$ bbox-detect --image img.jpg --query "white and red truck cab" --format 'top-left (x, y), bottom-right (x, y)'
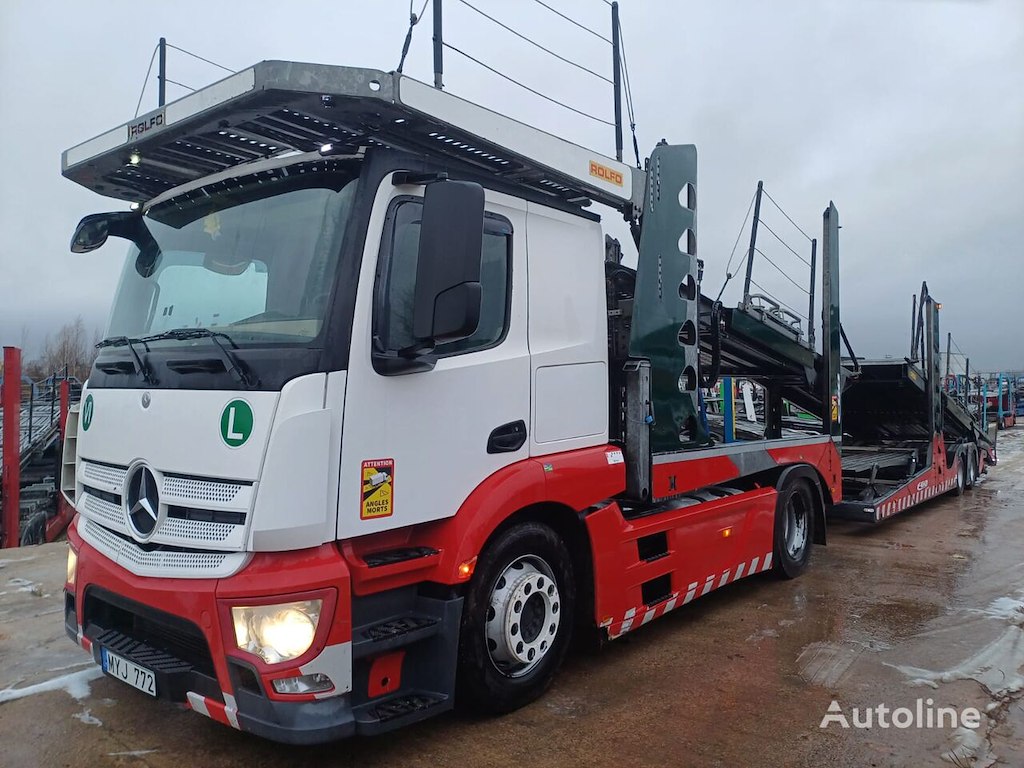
top-left (60, 61), bottom-right (845, 743)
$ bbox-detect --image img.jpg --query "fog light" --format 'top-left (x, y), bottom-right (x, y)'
top-left (272, 673), bottom-right (334, 695)
top-left (231, 600), bottom-right (322, 664)
top-left (66, 546), bottom-right (78, 588)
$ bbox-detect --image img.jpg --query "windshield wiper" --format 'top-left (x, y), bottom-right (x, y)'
top-left (140, 328), bottom-right (260, 389)
top-left (95, 335), bottom-right (156, 384)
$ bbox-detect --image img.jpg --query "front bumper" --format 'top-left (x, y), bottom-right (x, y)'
top-left (66, 519), bottom-right (357, 744)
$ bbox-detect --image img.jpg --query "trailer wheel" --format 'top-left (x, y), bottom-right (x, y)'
top-left (951, 456), bottom-right (967, 496)
top-left (773, 478), bottom-right (816, 579)
top-left (456, 522), bottom-right (575, 714)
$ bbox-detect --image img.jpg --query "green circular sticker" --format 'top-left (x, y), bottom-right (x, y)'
top-left (220, 399), bottom-right (253, 448)
top-left (81, 394), bottom-right (94, 431)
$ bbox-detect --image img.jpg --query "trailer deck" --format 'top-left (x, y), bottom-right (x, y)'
top-left (830, 286), bottom-right (992, 524)
top-left (701, 278), bottom-right (996, 527)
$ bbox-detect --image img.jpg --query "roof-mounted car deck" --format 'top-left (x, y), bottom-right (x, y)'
top-left (62, 60), bottom-right (644, 213)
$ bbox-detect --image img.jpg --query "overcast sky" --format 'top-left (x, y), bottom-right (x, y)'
top-left (0, 0), bottom-right (1020, 370)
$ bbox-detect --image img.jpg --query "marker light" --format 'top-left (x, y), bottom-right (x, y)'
top-left (66, 546), bottom-right (78, 588)
top-left (128, 152), bottom-right (141, 166)
top-left (457, 556), bottom-right (477, 581)
top-left (232, 600), bottom-right (322, 664)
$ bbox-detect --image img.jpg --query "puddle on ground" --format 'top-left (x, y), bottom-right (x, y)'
top-left (73, 708), bottom-right (103, 726)
top-left (0, 667), bottom-right (103, 704)
top-left (889, 624), bottom-right (1024, 696)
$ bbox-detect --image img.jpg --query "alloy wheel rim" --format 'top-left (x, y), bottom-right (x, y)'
top-left (485, 555), bottom-right (561, 678)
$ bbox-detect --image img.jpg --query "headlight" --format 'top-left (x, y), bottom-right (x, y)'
top-left (66, 547), bottom-right (78, 588)
top-left (231, 600), bottom-right (322, 664)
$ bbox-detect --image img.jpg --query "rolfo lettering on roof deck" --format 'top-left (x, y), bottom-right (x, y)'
top-left (589, 160), bottom-right (623, 186)
top-left (128, 112), bottom-right (164, 140)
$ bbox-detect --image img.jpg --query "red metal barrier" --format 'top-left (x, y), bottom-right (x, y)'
top-left (2, 346), bottom-right (22, 548)
top-left (45, 379), bottom-right (75, 543)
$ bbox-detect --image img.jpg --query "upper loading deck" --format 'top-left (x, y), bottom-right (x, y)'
top-left (62, 60), bottom-right (644, 213)
top-left (842, 358), bottom-right (985, 444)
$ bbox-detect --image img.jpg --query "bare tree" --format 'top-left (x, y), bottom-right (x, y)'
top-left (32, 316), bottom-right (98, 381)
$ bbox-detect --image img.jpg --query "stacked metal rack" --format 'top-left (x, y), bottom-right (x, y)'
top-left (0, 348), bottom-right (79, 547)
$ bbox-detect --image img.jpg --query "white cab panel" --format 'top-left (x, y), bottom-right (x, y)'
top-left (534, 363), bottom-right (607, 444)
top-left (248, 374), bottom-right (337, 551)
top-left (337, 182), bottom-right (531, 540)
top-left (76, 385), bottom-right (279, 481)
top-left (526, 202), bottom-right (608, 456)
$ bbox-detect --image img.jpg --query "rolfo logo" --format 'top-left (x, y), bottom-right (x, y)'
top-left (820, 698), bottom-right (981, 730)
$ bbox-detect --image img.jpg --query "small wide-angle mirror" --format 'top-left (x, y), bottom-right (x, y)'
top-left (70, 210), bottom-right (163, 277)
top-left (70, 214), bottom-right (112, 253)
top-left (71, 211), bottom-right (147, 253)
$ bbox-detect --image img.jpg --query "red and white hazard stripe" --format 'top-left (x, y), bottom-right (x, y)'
top-left (187, 691), bottom-right (242, 730)
top-left (874, 475), bottom-right (957, 520)
top-left (609, 550), bottom-right (774, 639)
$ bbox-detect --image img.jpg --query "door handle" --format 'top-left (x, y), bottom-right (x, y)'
top-left (487, 420), bottom-right (528, 454)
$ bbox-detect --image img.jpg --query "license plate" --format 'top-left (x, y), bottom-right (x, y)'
top-left (101, 648), bottom-right (157, 697)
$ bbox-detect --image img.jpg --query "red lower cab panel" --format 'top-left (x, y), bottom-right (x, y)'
top-left (65, 519), bottom-right (359, 743)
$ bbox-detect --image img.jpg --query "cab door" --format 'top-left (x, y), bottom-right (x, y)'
top-left (337, 181), bottom-right (530, 540)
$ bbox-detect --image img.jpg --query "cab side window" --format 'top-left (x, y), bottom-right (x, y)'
top-left (377, 198), bottom-right (512, 355)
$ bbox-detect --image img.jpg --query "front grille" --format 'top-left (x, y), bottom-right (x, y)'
top-left (77, 460), bottom-right (252, 553)
top-left (162, 474), bottom-right (245, 504)
top-left (81, 461), bottom-right (127, 489)
top-left (84, 588), bottom-right (215, 677)
top-left (80, 518), bottom-right (248, 578)
top-left (161, 517), bottom-right (236, 543)
top-left (81, 491), bottom-right (124, 530)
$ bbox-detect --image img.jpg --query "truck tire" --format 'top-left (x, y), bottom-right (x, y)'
top-left (773, 477), bottom-right (816, 579)
top-left (951, 456), bottom-right (967, 497)
top-left (456, 521), bottom-right (575, 714)
top-left (965, 452), bottom-right (978, 490)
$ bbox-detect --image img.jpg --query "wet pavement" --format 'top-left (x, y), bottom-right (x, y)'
top-left (2, 427), bottom-right (1022, 767)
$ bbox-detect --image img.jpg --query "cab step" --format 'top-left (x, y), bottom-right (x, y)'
top-left (352, 614), bottom-right (441, 658)
top-left (354, 691), bottom-right (450, 734)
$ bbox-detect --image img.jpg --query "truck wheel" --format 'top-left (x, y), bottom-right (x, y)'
top-left (456, 522), bottom-right (575, 714)
top-left (773, 478), bottom-right (815, 579)
top-left (950, 455), bottom-right (967, 496)
top-left (965, 453), bottom-right (978, 490)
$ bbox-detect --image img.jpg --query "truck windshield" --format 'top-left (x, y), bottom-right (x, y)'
top-left (106, 161), bottom-right (358, 345)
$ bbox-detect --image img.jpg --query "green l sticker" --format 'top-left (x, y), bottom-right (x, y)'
top-left (81, 394), bottom-right (94, 431)
top-left (220, 399), bottom-right (253, 447)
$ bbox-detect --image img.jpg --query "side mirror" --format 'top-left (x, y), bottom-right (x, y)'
top-left (412, 180), bottom-right (484, 345)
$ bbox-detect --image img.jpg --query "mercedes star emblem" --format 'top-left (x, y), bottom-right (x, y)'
top-left (125, 464), bottom-right (160, 540)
